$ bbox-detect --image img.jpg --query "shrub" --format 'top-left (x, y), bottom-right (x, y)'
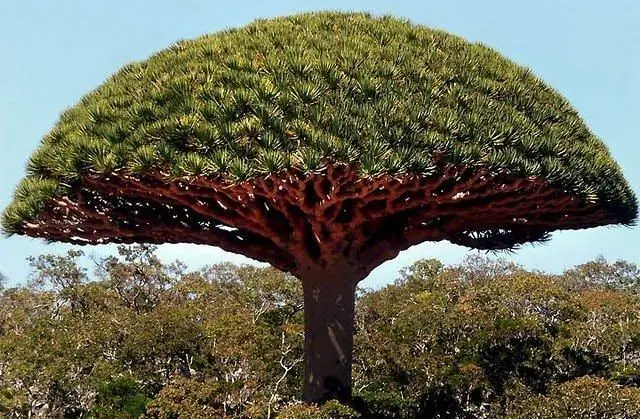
top-left (505, 376), bottom-right (640, 419)
top-left (277, 400), bottom-right (360, 418)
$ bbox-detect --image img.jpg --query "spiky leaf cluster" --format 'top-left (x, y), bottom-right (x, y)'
top-left (2, 11), bottom-right (637, 234)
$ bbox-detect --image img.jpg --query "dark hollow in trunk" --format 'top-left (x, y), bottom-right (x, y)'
top-left (301, 274), bottom-right (358, 404)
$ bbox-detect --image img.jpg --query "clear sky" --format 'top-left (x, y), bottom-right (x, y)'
top-left (1, 0), bottom-right (638, 289)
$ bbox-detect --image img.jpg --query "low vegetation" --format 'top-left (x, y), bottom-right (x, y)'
top-left (1, 246), bottom-right (639, 418)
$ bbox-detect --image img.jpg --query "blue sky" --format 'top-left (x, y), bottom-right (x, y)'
top-left (1, 0), bottom-right (638, 288)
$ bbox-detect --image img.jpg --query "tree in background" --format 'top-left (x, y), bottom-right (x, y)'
top-left (0, 246), bottom-right (306, 418)
top-left (352, 256), bottom-right (640, 418)
top-left (1, 249), bottom-right (640, 418)
top-left (2, 12), bottom-right (637, 403)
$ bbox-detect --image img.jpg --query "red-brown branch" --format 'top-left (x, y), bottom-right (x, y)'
top-left (20, 164), bottom-right (616, 280)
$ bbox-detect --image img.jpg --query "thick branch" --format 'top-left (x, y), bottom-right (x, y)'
top-left (20, 164), bottom-right (617, 279)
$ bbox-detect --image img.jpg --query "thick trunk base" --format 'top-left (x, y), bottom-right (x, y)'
top-left (301, 274), bottom-right (357, 404)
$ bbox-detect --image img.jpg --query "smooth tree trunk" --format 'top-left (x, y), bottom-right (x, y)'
top-left (301, 273), bottom-right (358, 404)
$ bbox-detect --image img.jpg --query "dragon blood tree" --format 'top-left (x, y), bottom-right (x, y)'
top-left (2, 12), bottom-right (637, 403)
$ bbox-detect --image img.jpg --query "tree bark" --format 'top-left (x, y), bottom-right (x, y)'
top-left (301, 273), bottom-right (358, 404)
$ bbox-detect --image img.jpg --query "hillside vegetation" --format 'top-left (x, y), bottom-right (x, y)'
top-left (1, 246), bottom-right (639, 418)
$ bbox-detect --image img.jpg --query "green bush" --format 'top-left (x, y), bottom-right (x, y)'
top-left (144, 377), bottom-right (247, 419)
top-left (505, 377), bottom-right (640, 419)
top-left (277, 400), bottom-right (360, 418)
top-left (92, 378), bottom-right (149, 418)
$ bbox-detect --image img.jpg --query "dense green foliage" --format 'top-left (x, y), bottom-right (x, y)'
top-left (1, 246), bottom-right (639, 417)
top-left (3, 11), bottom-right (636, 234)
top-left (504, 377), bottom-right (640, 418)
